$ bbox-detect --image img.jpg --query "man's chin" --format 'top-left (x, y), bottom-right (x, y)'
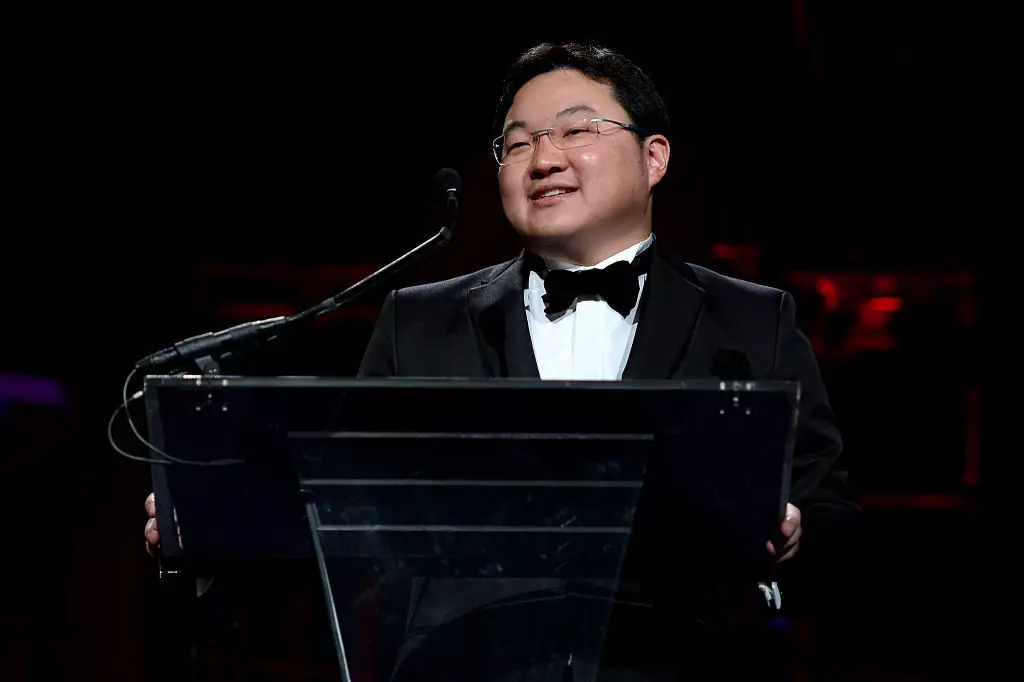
top-left (517, 223), bottom-right (586, 245)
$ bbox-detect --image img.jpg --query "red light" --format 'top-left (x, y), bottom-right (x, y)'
top-left (865, 297), bottom-right (904, 312)
top-left (815, 278), bottom-right (838, 312)
top-left (711, 243), bottom-right (738, 260)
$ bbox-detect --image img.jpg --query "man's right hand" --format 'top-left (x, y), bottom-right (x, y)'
top-left (144, 492), bottom-right (182, 554)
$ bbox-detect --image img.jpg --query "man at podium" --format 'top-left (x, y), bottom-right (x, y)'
top-left (145, 41), bottom-right (858, 681)
top-left (357, 40), bottom-right (856, 567)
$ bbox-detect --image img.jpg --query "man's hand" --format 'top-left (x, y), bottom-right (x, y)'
top-left (144, 492), bottom-right (182, 555)
top-left (767, 503), bottom-right (802, 563)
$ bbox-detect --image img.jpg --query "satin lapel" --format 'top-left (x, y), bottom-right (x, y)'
top-left (466, 255), bottom-right (541, 378)
top-left (622, 246), bottom-right (707, 379)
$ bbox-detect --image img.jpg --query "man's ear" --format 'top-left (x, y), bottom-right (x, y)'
top-left (645, 135), bottom-right (670, 189)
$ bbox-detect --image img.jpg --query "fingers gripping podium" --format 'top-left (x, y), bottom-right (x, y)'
top-left (146, 377), bottom-right (796, 681)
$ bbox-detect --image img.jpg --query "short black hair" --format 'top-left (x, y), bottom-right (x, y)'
top-left (494, 42), bottom-right (670, 142)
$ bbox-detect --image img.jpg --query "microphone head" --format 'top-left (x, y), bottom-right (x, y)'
top-left (433, 167), bottom-right (462, 202)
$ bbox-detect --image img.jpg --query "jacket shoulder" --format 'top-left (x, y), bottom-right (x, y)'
top-left (682, 261), bottom-right (786, 305)
top-left (392, 258), bottom-right (518, 303)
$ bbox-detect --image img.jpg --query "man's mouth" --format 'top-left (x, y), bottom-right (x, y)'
top-left (530, 187), bottom-right (577, 203)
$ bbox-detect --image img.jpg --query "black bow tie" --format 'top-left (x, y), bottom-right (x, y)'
top-left (529, 250), bottom-right (650, 318)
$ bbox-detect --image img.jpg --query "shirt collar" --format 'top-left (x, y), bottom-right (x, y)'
top-left (540, 233), bottom-right (656, 273)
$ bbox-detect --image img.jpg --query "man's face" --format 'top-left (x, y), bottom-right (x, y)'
top-left (497, 69), bottom-right (664, 257)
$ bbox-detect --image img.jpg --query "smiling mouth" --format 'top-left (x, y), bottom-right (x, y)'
top-left (530, 188), bottom-right (577, 202)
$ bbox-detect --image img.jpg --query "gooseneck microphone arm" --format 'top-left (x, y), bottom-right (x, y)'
top-left (298, 221), bottom-right (452, 322)
top-left (134, 168), bottom-right (461, 374)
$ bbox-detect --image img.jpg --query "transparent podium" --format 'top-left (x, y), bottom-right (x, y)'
top-left (146, 377), bottom-right (798, 681)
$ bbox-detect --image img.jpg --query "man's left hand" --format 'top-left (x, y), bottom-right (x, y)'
top-left (767, 503), bottom-right (802, 563)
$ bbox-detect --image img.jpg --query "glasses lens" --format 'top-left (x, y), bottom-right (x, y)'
top-left (492, 137), bottom-right (505, 164)
top-left (552, 118), bottom-right (599, 149)
top-left (496, 129), bottom-right (534, 165)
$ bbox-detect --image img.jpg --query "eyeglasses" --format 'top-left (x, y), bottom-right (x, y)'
top-left (491, 117), bottom-right (649, 167)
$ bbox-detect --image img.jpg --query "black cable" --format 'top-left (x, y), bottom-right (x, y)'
top-left (118, 368), bottom-right (245, 466)
top-left (107, 393), bottom-right (168, 464)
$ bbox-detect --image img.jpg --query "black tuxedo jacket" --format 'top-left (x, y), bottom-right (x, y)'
top-left (358, 242), bottom-right (858, 542)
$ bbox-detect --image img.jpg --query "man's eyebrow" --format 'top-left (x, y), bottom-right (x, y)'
top-left (500, 104), bottom-right (600, 135)
top-left (555, 103), bottom-right (598, 119)
top-left (502, 119), bottom-right (528, 135)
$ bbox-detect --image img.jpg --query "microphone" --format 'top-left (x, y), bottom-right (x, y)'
top-left (135, 168), bottom-right (462, 373)
top-left (134, 316), bottom-right (290, 372)
top-left (434, 166), bottom-right (461, 218)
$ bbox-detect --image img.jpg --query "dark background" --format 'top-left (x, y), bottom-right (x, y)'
top-left (2, 4), bottom-right (1019, 680)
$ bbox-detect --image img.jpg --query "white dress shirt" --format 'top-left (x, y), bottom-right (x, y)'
top-left (524, 234), bottom-right (655, 381)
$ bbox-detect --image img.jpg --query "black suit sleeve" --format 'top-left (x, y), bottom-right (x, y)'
top-left (358, 290), bottom-right (399, 377)
top-left (773, 291), bottom-right (861, 562)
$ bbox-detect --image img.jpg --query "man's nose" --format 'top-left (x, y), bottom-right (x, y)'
top-left (529, 132), bottom-right (568, 177)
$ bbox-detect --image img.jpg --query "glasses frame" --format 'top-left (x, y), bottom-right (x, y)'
top-left (491, 117), bottom-right (650, 167)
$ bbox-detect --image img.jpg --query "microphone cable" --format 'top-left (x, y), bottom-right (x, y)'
top-left (108, 368), bottom-right (245, 466)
